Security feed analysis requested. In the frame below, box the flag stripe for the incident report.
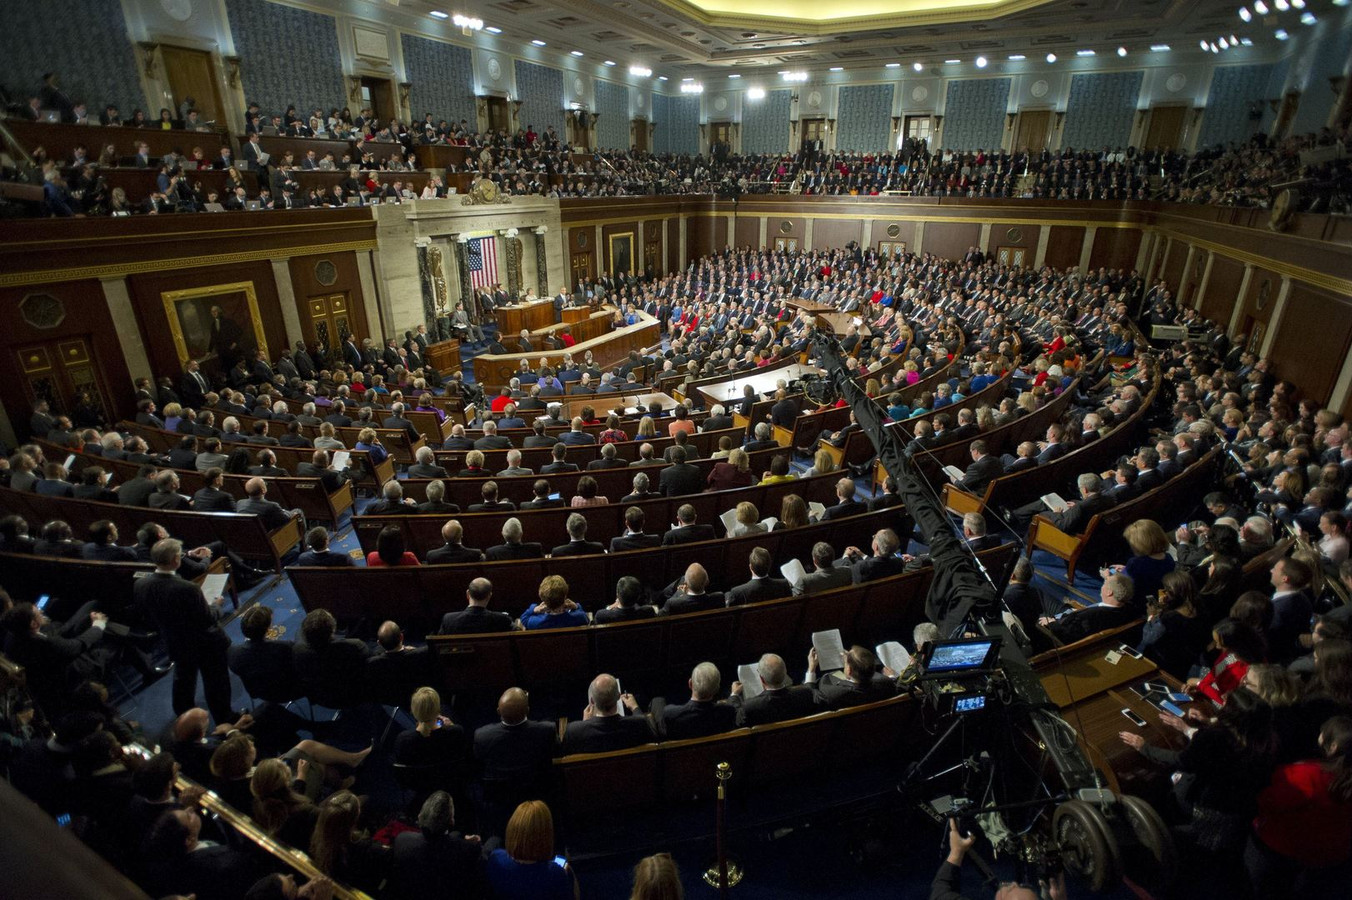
[469,236,498,290]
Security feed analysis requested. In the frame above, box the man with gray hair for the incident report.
[728,653,816,726]
[561,673,655,754]
[652,662,738,739]
[1040,572,1135,644]
[388,790,484,897]
[701,403,732,432]
[408,445,448,478]
[1012,471,1113,535]
[622,471,654,502]
[744,421,778,452]
[497,448,533,477]
[382,401,420,443]
[365,478,416,515]
[793,541,854,595]
[485,516,543,561]
[1239,515,1275,560]
[474,419,512,451]
[551,512,605,556]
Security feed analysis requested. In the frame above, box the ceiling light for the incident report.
[1210,41,1220,52]
[945,58,961,64]
[531,39,546,46]
[603,60,616,66]
[975,56,988,68]
[452,14,483,31]
[1300,12,1316,24]
[1150,44,1171,51]
[781,71,808,82]
[1274,28,1289,38]
[1253,0,1268,12]
[1332,0,1347,7]
[729,73,742,78]
[1219,37,1229,48]
[747,87,766,100]
[885,62,901,68]
[429,10,449,18]
[484,26,501,34]
[657,75,668,81]
[1046,52,1057,63]
[1008,54,1026,60]
[1230,34,1239,43]
[682,76,694,81]
[1117,46,1128,56]
[680,82,703,94]
[1076,49,1096,56]
[1239,5,1252,21]
[829,66,844,72]
[629,65,652,77]
[1291,0,1305,7]
[1240,37,1253,45]
[1200,39,1210,50]
[570,50,584,57]
[913,61,924,71]
[1274,0,1288,10]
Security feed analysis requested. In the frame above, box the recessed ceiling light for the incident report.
[829,66,843,72]
[1331,0,1347,6]
[1253,0,1269,12]
[945,58,961,64]
[1291,0,1305,7]
[885,62,901,68]
[747,87,766,100]
[1150,44,1171,52]
[913,61,924,71]
[531,39,546,46]
[657,75,668,81]
[975,56,988,68]
[570,50,584,57]
[1210,41,1220,52]
[1240,37,1253,46]
[429,10,449,18]
[629,65,652,76]
[1117,46,1128,57]
[1008,54,1026,60]
[484,26,501,33]
[1046,52,1057,62]
[682,76,694,81]
[604,60,616,66]
[1300,11,1316,23]
[729,73,742,78]
[1274,0,1289,10]
[1076,49,1095,56]
[1219,37,1230,48]
[1200,39,1210,50]
[1238,5,1252,21]
[1274,28,1288,39]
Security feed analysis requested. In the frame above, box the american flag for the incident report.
[467,236,498,289]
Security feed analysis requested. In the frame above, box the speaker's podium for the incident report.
[426,338,462,375]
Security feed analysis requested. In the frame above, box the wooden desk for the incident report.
[256,134,357,164]
[473,312,661,387]
[697,363,823,408]
[554,391,678,418]
[819,311,858,336]
[496,298,555,336]
[5,120,228,164]
[1039,645,1156,708]
[786,298,835,315]
[562,306,593,325]
[425,338,462,375]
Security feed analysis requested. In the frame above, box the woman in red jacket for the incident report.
[366,524,419,567]
[1246,715,1352,898]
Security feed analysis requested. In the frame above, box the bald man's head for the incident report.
[498,687,529,725]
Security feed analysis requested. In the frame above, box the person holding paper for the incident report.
[956,440,1004,497]
[839,528,908,584]
[804,645,896,709]
[561,674,654,754]
[726,548,791,606]
[792,542,855,596]
[728,653,815,726]
[133,537,234,725]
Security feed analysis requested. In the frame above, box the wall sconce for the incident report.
[137,42,160,79]
[223,55,241,88]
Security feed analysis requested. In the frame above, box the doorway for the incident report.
[485,96,510,134]
[16,338,113,425]
[360,76,397,124]
[570,252,593,289]
[632,118,649,153]
[1144,106,1188,151]
[306,292,360,356]
[996,246,1027,268]
[900,115,932,149]
[161,46,225,125]
[800,117,826,153]
[1014,110,1052,153]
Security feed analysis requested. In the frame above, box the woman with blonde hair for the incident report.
[1104,519,1175,601]
[805,447,837,478]
[631,852,682,900]
[486,800,579,900]
[250,758,318,848]
[706,446,754,492]
[776,493,810,530]
[393,686,468,771]
[635,416,657,439]
[309,790,389,892]
[354,426,388,466]
[727,501,767,537]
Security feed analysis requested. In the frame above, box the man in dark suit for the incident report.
[793,541,855,596]
[661,504,717,545]
[586,443,629,470]
[768,389,800,430]
[659,563,725,615]
[841,528,908,584]
[387,792,488,900]
[1016,472,1115,536]
[116,466,159,507]
[180,360,210,409]
[407,445,449,478]
[134,538,234,724]
[728,653,817,726]
[236,477,303,532]
[1035,424,1070,465]
[190,467,236,512]
[473,688,558,827]
[550,513,606,557]
[522,420,557,449]
[609,506,662,552]
[561,674,655,754]
[539,443,580,474]
[957,440,1004,497]
[474,421,513,451]
[367,620,431,706]
[654,661,738,740]
[79,520,139,562]
[0,603,115,714]
[467,481,516,513]
[519,480,565,510]
[143,808,262,900]
[148,470,193,511]
[439,577,513,633]
[725,547,791,606]
[293,608,370,707]
[296,526,353,567]
[297,450,351,494]
[701,404,733,433]
[805,644,897,709]
[26,400,57,438]
[658,446,704,496]
[485,517,544,561]
[594,575,657,624]
[383,402,422,444]
[821,477,867,520]
[365,480,418,515]
[227,605,300,705]
[1041,572,1136,644]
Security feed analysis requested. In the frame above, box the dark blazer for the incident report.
[236,496,294,531]
[561,714,655,755]
[728,685,816,726]
[659,698,739,740]
[550,540,605,557]
[191,487,237,512]
[426,543,485,565]
[821,499,867,521]
[810,672,896,709]
[610,532,662,553]
[439,606,514,635]
[148,491,193,511]
[117,476,157,507]
[1048,603,1136,644]
[473,719,558,787]
[485,542,544,561]
[1036,442,1069,465]
[293,636,371,705]
[296,548,353,567]
[959,454,1004,496]
[660,592,725,616]
[367,646,431,705]
[725,577,791,606]
[388,830,487,900]
[792,566,854,596]
[81,542,139,563]
[852,555,908,584]
[133,571,228,664]
[407,463,449,478]
[659,462,705,496]
[661,523,716,546]
[1044,492,1115,535]
[227,638,300,702]
[593,605,657,625]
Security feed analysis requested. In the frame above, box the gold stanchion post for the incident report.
[702,761,744,893]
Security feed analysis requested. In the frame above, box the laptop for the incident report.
[203,202,225,212]
[244,200,261,211]
[39,109,60,123]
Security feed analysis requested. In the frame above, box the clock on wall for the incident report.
[1030,80,1049,99]
[161,0,193,21]
[487,57,502,82]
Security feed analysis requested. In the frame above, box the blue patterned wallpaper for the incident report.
[0,0,142,119]
[941,78,1011,150]
[1291,24,1352,135]
[742,89,791,154]
[401,34,476,128]
[226,0,345,119]
[1061,71,1143,150]
[653,94,700,154]
[595,79,631,150]
[836,83,895,152]
[1197,63,1274,148]
[514,60,565,137]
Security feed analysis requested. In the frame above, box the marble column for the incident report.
[269,259,306,349]
[504,233,522,297]
[534,228,549,297]
[101,276,153,384]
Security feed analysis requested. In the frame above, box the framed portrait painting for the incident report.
[161,282,267,374]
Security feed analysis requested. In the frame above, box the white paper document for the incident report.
[200,573,230,607]
[737,663,765,700]
[875,641,912,673]
[812,629,846,672]
[942,465,965,481]
[808,501,827,519]
[780,558,807,585]
[1041,492,1069,513]
[331,451,351,471]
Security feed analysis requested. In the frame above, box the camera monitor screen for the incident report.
[923,638,1000,675]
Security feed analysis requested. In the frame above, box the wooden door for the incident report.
[570,252,592,289]
[1014,110,1052,152]
[1144,106,1188,150]
[801,117,826,151]
[644,235,661,277]
[362,77,396,124]
[306,292,360,355]
[996,246,1027,268]
[161,46,224,124]
[486,97,510,134]
[710,121,732,146]
[632,119,648,152]
[16,337,113,424]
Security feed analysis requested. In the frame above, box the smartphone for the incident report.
[1166,692,1191,705]
[552,855,568,869]
[1159,700,1186,718]
[615,679,626,716]
[1119,644,1144,660]
[1141,680,1168,695]
[55,813,72,828]
[36,595,51,611]
[1121,709,1147,727]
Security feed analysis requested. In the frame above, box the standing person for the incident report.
[134,538,234,725]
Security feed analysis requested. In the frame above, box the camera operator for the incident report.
[933,818,1066,900]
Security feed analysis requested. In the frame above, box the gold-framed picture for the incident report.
[161,281,268,371]
[774,237,798,253]
[607,231,635,278]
